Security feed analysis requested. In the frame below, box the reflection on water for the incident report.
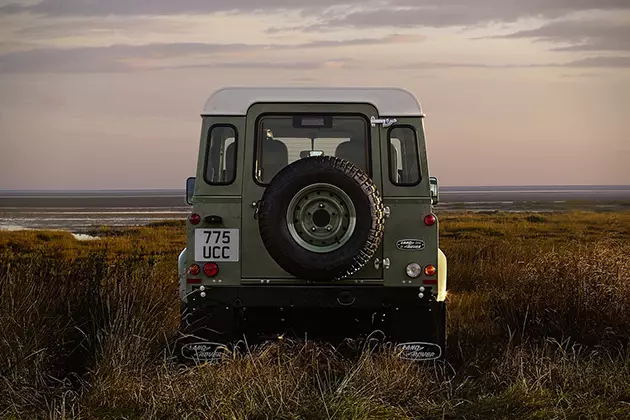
[0,209,190,232]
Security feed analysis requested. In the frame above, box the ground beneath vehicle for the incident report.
[177,87,447,363]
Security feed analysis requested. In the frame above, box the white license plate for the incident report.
[194,229,239,261]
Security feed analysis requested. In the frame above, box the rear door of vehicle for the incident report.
[241,102,384,282]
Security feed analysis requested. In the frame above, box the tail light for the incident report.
[424,214,436,226]
[424,265,436,276]
[188,264,200,275]
[204,262,219,277]
[189,213,201,225]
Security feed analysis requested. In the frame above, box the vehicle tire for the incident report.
[258,156,385,280]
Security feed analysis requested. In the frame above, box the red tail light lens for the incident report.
[424,214,436,226]
[204,262,219,277]
[189,213,201,225]
[188,264,200,275]
[424,265,436,276]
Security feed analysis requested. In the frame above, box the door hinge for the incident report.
[371,116,397,128]
[252,200,261,219]
[374,257,391,270]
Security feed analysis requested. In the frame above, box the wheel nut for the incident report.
[311,227,316,232]
[327,226,332,232]
[200,292,207,298]
[319,203,324,208]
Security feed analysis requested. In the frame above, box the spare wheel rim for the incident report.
[286,183,357,253]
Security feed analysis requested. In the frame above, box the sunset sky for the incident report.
[0,0,628,190]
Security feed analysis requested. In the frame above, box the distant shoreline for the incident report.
[2,184,630,195]
[1,185,630,208]
[1,186,628,232]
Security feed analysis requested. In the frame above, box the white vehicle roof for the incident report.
[202,86,423,116]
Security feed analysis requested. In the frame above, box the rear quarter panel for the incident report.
[379,117,439,287]
[186,116,245,287]
[382,198,438,287]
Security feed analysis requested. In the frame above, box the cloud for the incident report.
[390,56,630,69]
[211,58,355,70]
[559,72,601,78]
[495,20,630,52]
[156,58,355,71]
[564,56,630,68]
[4,43,628,74]
[0,35,422,73]
[299,34,424,48]
[13,17,193,39]
[0,42,256,73]
[3,0,628,22]
[0,0,353,16]
[270,0,630,32]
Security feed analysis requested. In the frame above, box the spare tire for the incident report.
[258,156,385,281]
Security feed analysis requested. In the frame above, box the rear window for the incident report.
[388,126,421,185]
[204,125,237,185]
[255,115,369,184]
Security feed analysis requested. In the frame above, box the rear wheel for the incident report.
[258,156,384,280]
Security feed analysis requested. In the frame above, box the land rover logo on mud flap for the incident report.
[396,239,425,251]
[396,342,442,361]
[180,342,229,362]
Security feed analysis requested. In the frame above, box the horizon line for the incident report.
[1,184,630,193]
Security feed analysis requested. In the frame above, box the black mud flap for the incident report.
[394,301,446,361]
[177,286,446,364]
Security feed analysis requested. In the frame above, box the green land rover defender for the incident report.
[177,87,447,362]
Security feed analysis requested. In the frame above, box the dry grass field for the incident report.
[1,211,629,419]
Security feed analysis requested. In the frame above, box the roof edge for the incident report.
[201,86,423,116]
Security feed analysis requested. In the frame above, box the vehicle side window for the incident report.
[388,126,420,186]
[204,125,237,185]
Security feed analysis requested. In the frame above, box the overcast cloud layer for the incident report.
[0,0,628,73]
[0,0,628,188]
[2,0,629,18]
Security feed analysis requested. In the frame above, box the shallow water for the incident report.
[1,186,628,233]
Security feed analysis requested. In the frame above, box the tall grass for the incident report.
[1,212,629,419]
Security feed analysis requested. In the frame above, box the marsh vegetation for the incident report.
[1,211,629,419]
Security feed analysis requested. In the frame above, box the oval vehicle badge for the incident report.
[180,341,230,363]
[396,239,425,251]
[395,342,442,361]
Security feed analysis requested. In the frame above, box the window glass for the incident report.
[388,126,420,185]
[205,125,237,185]
[256,115,368,184]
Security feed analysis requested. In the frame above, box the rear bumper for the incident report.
[187,284,438,308]
[182,285,446,358]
